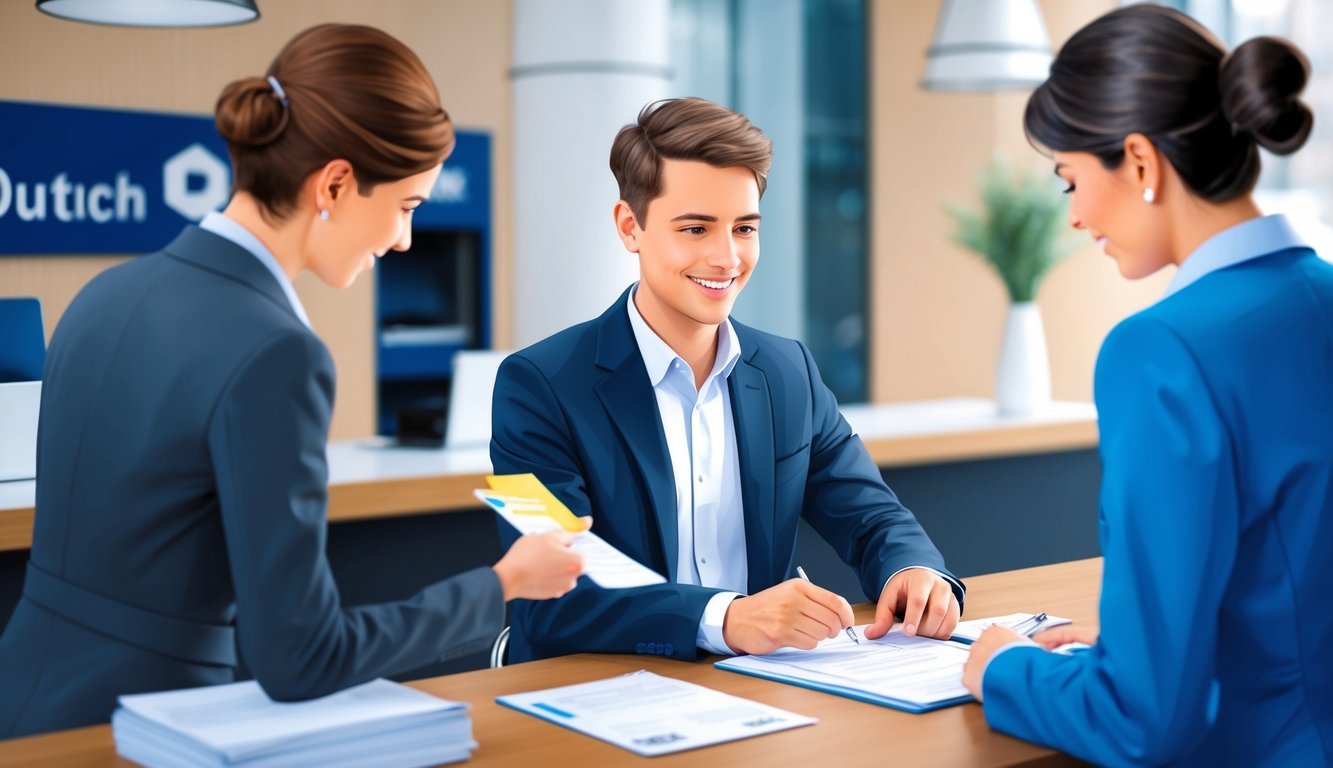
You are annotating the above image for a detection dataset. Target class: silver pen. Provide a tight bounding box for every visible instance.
[796,565,860,645]
[1012,612,1049,638]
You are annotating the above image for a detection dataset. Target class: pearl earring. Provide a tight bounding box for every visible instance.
[1142,188,1155,204]
[319,209,329,221]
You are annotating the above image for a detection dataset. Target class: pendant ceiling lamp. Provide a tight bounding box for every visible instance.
[36,0,259,28]
[921,0,1052,92]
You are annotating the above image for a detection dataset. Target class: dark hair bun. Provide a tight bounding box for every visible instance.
[1220,36,1313,156]
[215,76,289,149]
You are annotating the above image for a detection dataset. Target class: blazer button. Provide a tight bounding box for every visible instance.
[635,642,646,654]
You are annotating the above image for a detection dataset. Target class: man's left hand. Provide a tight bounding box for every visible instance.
[864,568,960,641]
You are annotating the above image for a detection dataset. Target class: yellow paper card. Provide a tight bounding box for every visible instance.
[486,473,585,532]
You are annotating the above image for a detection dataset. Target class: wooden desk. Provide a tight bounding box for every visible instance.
[0,558,1102,767]
[0,398,1097,552]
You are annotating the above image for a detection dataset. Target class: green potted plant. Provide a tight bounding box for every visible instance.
[948,156,1077,415]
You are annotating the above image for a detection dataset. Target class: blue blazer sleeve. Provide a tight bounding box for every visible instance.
[491,354,720,661]
[208,330,504,700]
[794,343,963,604]
[981,315,1239,766]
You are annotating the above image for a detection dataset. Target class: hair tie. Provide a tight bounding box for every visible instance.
[267,75,289,108]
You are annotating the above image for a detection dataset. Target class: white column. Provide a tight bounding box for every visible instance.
[511,0,671,347]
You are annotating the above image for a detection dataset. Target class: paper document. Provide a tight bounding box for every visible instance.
[485,473,585,531]
[475,480,666,589]
[496,670,816,756]
[716,613,1072,713]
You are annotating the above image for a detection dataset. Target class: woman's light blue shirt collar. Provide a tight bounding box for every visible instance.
[1165,214,1310,299]
[198,212,312,329]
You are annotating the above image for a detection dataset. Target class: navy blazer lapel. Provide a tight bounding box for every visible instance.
[161,226,302,325]
[728,343,777,593]
[593,289,680,580]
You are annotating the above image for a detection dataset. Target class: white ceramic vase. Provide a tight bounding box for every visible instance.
[995,302,1051,416]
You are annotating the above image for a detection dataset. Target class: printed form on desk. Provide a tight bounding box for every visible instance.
[497,670,816,756]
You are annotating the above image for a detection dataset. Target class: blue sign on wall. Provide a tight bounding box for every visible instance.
[0,101,229,254]
[0,100,490,255]
[416,131,490,231]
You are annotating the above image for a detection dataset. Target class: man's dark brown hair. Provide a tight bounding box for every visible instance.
[610,97,772,226]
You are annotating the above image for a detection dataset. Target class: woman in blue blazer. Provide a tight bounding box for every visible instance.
[960,6,1332,766]
[0,24,582,739]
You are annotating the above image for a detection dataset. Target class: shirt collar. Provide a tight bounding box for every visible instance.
[198,212,312,329]
[626,282,742,388]
[1165,214,1309,298]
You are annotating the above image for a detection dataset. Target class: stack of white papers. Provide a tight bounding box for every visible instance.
[112,679,475,768]
[497,670,816,756]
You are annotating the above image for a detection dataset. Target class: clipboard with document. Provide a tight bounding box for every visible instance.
[715,613,1071,713]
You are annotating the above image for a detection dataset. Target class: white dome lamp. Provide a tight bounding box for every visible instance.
[36,0,259,28]
[921,0,1052,92]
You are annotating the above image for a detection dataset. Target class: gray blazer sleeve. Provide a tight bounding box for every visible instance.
[207,329,503,700]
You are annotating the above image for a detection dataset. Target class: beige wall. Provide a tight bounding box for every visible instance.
[870,0,1172,405]
[0,1,511,439]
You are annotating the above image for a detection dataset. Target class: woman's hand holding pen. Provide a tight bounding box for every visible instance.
[492,518,592,601]
[962,625,1028,701]
[962,622,1099,700]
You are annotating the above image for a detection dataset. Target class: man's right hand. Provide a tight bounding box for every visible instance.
[721,579,855,655]
[492,524,588,601]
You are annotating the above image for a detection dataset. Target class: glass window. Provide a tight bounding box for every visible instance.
[1176,1,1333,235]
[670,0,869,403]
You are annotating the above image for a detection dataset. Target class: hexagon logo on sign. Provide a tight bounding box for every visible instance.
[163,143,230,221]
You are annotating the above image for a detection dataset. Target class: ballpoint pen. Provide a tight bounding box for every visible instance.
[948,612,1052,646]
[795,566,859,645]
[1011,612,1049,638]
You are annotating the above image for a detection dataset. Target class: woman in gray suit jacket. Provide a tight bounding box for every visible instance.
[0,23,582,738]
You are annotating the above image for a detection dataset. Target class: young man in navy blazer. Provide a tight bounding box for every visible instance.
[492,98,963,663]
